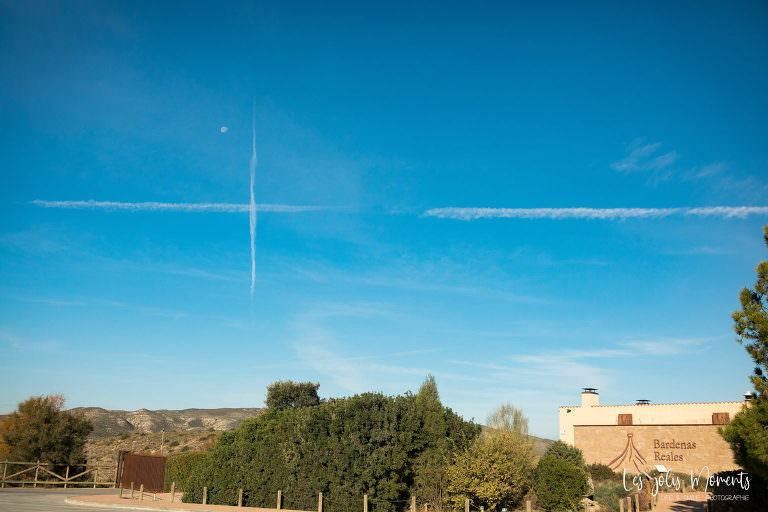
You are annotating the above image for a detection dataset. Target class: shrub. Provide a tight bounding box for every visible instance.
[165,452,209,492]
[587,463,616,482]
[534,456,588,512]
[542,441,585,467]
[593,482,630,512]
[446,431,536,510]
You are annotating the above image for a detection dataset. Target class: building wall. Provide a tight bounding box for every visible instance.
[574,424,738,474]
[559,393,745,444]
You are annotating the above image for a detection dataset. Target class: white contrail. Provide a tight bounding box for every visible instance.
[249,109,258,297]
[30,200,327,213]
[423,206,768,221]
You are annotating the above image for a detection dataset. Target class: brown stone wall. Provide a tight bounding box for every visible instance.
[574,424,738,474]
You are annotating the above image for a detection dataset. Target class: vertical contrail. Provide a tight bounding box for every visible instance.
[249,108,257,296]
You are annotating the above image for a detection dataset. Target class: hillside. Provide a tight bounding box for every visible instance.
[69,407,264,439]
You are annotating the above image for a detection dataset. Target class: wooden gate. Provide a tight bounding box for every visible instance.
[118,452,166,493]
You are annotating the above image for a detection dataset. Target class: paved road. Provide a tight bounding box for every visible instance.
[0,488,118,512]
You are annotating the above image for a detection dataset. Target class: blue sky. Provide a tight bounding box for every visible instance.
[1,1,768,439]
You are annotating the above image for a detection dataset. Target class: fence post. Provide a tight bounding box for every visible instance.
[113,462,119,489]
[203,486,208,505]
[171,482,175,503]
[364,493,368,512]
[130,481,134,498]
[153,492,157,501]
[634,494,639,512]
[318,491,323,512]
[465,499,469,512]
[33,460,40,488]
[1,460,6,488]
[239,488,244,507]
[64,466,70,489]
[411,496,416,512]
[93,467,98,488]
[619,496,624,512]
[140,484,144,500]
[277,489,282,509]
[526,500,531,512]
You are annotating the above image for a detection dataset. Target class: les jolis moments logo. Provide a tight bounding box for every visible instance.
[609,433,751,497]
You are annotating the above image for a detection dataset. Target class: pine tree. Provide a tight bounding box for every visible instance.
[732,225,768,395]
[721,225,768,482]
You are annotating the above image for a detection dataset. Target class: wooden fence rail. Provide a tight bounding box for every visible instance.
[0,460,117,488]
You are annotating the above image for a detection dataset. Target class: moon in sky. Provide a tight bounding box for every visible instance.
[220,126,228,133]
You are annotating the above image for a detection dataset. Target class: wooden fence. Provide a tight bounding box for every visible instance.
[0,460,117,488]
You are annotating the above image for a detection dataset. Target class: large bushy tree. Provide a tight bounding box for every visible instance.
[185,377,479,511]
[721,225,768,482]
[0,394,93,465]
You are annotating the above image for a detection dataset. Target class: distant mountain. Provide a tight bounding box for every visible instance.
[529,435,556,457]
[68,407,265,439]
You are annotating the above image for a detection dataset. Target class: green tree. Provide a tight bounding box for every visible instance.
[721,225,768,482]
[542,441,585,467]
[265,380,321,410]
[720,398,768,482]
[732,225,768,395]
[447,430,536,511]
[0,394,93,465]
[184,381,479,511]
[412,375,477,511]
[486,403,529,436]
[534,456,588,512]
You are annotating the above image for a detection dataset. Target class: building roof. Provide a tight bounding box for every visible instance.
[559,400,744,408]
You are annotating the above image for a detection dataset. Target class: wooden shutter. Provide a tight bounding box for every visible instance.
[618,414,633,425]
[712,412,730,425]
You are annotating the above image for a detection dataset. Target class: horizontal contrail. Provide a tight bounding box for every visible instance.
[30,200,328,213]
[423,206,768,221]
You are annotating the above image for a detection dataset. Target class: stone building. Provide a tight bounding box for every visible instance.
[558,388,753,474]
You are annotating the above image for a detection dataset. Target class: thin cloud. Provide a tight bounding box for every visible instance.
[611,140,679,175]
[30,200,328,213]
[423,206,768,221]
[8,296,85,307]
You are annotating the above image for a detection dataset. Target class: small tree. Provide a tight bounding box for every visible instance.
[542,441,585,467]
[265,381,320,410]
[0,394,93,465]
[534,456,588,512]
[447,430,536,510]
